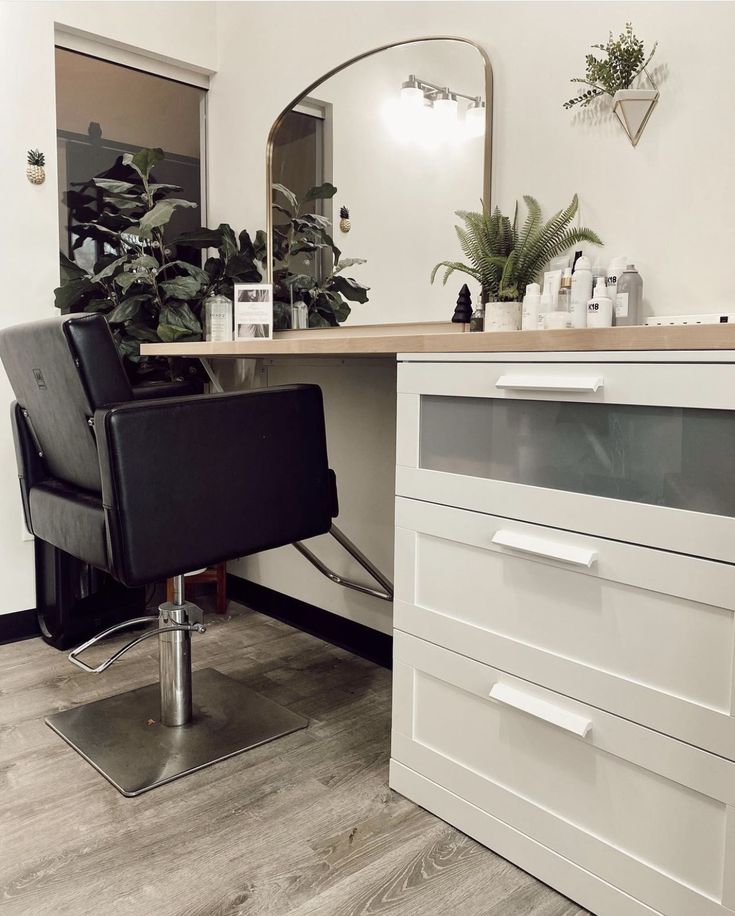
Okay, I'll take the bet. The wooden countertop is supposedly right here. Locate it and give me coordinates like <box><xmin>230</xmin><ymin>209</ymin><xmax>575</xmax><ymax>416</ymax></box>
<box><xmin>141</xmin><ymin>321</ymin><xmax>735</xmax><ymax>358</ymax></box>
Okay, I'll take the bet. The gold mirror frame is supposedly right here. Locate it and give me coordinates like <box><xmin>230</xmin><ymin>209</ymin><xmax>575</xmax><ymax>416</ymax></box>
<box><xmin>265</xmin><ymin>36</ymin><xmax>493</xmax><ymax>285</ymax></box>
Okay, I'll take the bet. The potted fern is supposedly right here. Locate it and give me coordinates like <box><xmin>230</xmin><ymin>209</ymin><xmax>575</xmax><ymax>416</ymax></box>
<box><xmin>431</xmin><ymin>194</ymin><xmax>602</xmax><ymax>330</ymax></box>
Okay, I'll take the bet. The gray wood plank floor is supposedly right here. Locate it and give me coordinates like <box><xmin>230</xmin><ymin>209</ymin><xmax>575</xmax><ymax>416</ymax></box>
<box><xmin>0</xmin><ymin>599</ymin><xmax>588</xmax><ymax>916</ymax></box>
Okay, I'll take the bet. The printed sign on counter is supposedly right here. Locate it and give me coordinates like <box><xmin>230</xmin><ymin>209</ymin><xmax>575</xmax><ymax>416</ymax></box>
<box><xmin>234</xmin><ymin>284</ymin><xmax>273</xmax><ymax>340</ymax></box>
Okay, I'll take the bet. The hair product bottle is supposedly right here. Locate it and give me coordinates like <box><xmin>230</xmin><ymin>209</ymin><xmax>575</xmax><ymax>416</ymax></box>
<box><xmin>544</xmin><ymin>269</ymin><xmax>573</xmax><ymax>329</ymax></box>
<box><xmin>586</xmin><ymin>278</ymin><xmax>614</xmax><ymax>328</ymax></box>
<box><xmin>570</xmin><ymin>256</ymin><xmax>593</xmax><ymax>328</ymax></box>
<box><xmin>606</xmin><ymin>255</ymin><xmax>627</xmax><ymax>320</ymax></box>
<box><xmin>522</xmin><ymin>283</ymin><xmax>541</xmax><ymax>330</ymax></box>
<box><xmin>538</xmin><ymin>288</ymin><xmax>554</xmax><ymax>329</ymax></box>
<box><xmin>615</xmin><ymin>264</ymin><xmax>643</xmax><ymax>326</ymax></box>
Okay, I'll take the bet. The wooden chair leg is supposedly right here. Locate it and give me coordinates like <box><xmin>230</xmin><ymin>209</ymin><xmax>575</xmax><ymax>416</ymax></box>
<box><xmin>216</xmin><ymin>562</ymin><xmax>227</xmax><ymax>614</ymax></box>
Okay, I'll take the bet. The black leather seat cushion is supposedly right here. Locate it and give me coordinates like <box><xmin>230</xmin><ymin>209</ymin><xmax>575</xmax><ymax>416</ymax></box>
<box><xmin>29</xmin><ymin>481</ymin><xmax>108</xmax><ymax>571</ymax></box>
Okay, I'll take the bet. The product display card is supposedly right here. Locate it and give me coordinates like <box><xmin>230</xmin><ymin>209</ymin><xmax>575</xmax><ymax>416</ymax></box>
<box><xmin>234</xmin><ymin>284</ymin><xmax>274</xmax><ymax>340</ymax></box>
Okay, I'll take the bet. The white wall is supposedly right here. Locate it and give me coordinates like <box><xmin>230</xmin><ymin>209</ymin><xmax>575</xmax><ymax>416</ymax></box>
<box><xmin>209</xmin><ymin>0</ymin><xmax>735</xmax><ymax>633</ymax></box>
<box><xmin>0</xmin><ymin>1</ymin><xmax>216</xmax><ymax>616</ymax></box>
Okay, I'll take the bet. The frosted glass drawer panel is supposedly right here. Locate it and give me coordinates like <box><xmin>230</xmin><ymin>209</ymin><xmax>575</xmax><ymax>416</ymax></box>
<box><xmin>392</xmin><ymin>632</ymin><xmax>735</xmax><ymax>916</ymax></box>
<box><xmin>419</xmin><ymin>395</ymin><xmax>735</xmax><ymax>518</ymax></box>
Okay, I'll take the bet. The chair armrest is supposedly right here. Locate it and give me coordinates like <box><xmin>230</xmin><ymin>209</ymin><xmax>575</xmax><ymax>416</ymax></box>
<box><xmin>132</xmin><ymin>379</ymin><xmax>204</xmax><ymax>400</ymax></box>
<box><xmin>10</xmin><ymin>401</ymin><xmax>48</xmax><ymax>535</ymax></box>
<box><xmin>95</xmin><ymin>386</ymin><xmax>337</xmax><ymax>587</ymax></box>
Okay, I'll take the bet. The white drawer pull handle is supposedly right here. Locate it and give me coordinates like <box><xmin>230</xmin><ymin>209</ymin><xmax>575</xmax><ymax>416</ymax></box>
<box><xmin>495</xmin><ymin>374</ymin><xmax>604</xmax><ymax>393</ymax></box>
<box><xmin>492</xmin><ymin>530</ymin><xmax>597</xmax><ymax>568</ymax></box>
<box><xmin>489</xmin><ymin>683</ymin><xmax>592</xmax><ymax>738</ymax></box>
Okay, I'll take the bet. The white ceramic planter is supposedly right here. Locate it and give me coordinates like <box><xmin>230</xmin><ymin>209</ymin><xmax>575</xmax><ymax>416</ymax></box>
<box><xmin>486</xmin><ymin>301</ymin><xmax>522</xmax><ymax>332</ymax></box>
<box><xmin>612</xmin><ymin>88</ymin><xmax>659</xmax><ymax>147</ymax></box>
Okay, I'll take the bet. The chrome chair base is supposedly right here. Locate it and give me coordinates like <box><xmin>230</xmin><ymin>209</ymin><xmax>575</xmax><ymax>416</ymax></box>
<box><xmin>46</xmin><ymin>667</ymin><xmax>308</xmax><ymax>796</ymax></box>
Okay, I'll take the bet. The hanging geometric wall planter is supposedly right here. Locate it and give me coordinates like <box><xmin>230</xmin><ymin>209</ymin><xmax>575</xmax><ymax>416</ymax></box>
<box><xmin>612</xmin><ymin>86</ymin><xmax>659</xmax><ymax>147</ymax></box>
<box><xmin>564</xmin><ymin>23</ymin><xmax>661</xmax><ymax>149</ymax></box>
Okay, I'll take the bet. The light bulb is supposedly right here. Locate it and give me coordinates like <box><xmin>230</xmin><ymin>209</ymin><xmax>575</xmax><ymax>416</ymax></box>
<box><xmin>465</xmin><ymin>100</ymin><xmax>486</xmax><ymax>138</ymax></box>
<box><xmin>401</xmin><ymin>75</ymin><xmax>424</xmax><ymax>109</ymax></box>
<box><xmin>400</xmin><ymin>85</ymin><xmax>424</xmax><ymax>108</ymax></box>
<box><xmin>433</xmin><ymin>91</ymin><xmax>458</xmax><ymax>126</ymax></box>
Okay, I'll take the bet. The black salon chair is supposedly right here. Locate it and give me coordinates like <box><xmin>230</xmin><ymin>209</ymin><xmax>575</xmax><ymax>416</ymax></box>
<box><xmin>0</xmin><ymin>313</ymin><xmax>343</xmax><ymax>796</ymax></box>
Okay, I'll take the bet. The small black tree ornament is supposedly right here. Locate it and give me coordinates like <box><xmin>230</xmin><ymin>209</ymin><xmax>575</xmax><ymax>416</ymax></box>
<box><xmin>452</xmin><ymin>283</ymin><xmax>473</xmax><ymax>323</ymax></box>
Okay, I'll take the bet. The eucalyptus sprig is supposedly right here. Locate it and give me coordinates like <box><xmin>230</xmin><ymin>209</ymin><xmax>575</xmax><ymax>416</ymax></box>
<box><xmin>564</xmin><ymin>22</ymin><xmax>657</xmax><ymax>109</ymax></box>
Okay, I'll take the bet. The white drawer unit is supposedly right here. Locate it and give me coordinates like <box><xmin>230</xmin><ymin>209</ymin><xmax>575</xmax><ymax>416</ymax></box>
<box><xmin>392</xmin><ymin>631</ymin><xmax>735</xmax><ymax>916</ymax></box>
<box><xmin>396</xmin><ymin>358</ymin><xmax>735</xmax><ymax>561</ymax></box>
<box><xmin>390</xmin><ymin>351</ymin><xmax>735</xmax><ymax>916</ymax></box>
<box><xmin>394</xmin><ymin>497</ymin><xmax>735</xmax><ymax>759</ymax></box>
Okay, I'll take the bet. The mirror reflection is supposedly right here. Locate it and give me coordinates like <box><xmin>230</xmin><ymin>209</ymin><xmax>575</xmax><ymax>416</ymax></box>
<box><xmin>269</xmin><ymin>38</ymin><xmax>490</xmax><ymax>329</ymax></box>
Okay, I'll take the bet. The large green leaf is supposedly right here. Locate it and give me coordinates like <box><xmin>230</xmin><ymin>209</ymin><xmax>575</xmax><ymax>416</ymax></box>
<box><xmin>54</xmin><ymin>277</ymin><xmax>94</xmax><ymax>311</ymax></box>
<box><xmin>174</xmin><ymin>227</ymin><xmax>224</xmax><ymax>249</ymax></box>
<box><xmin>225</xmin><ymin>253</ymin><xmax>262</xmax><ymax>282</ymax></box>
<box><xmin>303</xmin><ymin>183</ymin><xmax>337</xmax><ymax>203</ymax></box>
<box><xmin>117</xmin><ymin>336</ymin><xmax>141</xmax><ymax>362</ymax></box>
<box><xmin>83</xmin><ymin>298</ymin><xmax>113</xmax><ymax>314</ymax></box>
<box><xmin>126</xmin><ymin>323</ymin><xmax>160</xmax><ymax>342</ymax></box>
<box><xmin>204</xmin><ymin>257</ymin><xmax>225</xmax><ymax>283</ymax></box>
<box><xmin>308</xmin><ymin>311</ymin><xmax>333</xmax><ymax>329</ymax></box>
<box><xmin>253</xmin><ymin>230</ymin><xmax>267</xmax><ymax>262</ymax></box>
<box><xmin>272</xmin><ymin>183</ymin><xmax>298</xmax><ymax>213</ymax></box>
<box><xmin>314</xmin><ymin>290</ymin><xmax>350</xmax><ymax>324</ymax></box>
<box><xmin>159</xmin><ymin>276</ymin><xmax>202</xmax><ymax>300</ymax></box>
<box><xmin>149</xmin><ymin>182</ymin><xmax>183</xmax><ymax>195</ymax></box>
<box><xmin>218</xmin><ymin>224</ymin><xmax>238</xmax><ymax>262</ymax></box>
<box><xmin>129</xmin><ymin>255</ymin><xmax>159</xmax><ymax>271</ymax></box>
<box><xmin>133</xmin><ymin>199</ymin><xmax>197</xmax><ymax>238</ymax></box>
<box><xmin>335</xmin><ymin>258</ymin><xmax>367</xmax><ymax>273</ymax></box>
<box><xmin>93</xmin><ymin>178</ymin><xmax>139</xmax><ymax>195</ymax></box>
<box><xmin>328</xmin><ymin>275</ymin><xmax>370</xmax><ymax>303</ymax></box>
<box><xmin>115</xmin><ymin>271</ymin><xmax>150</xmax><ymax>292</ymax></box>
<box><xmin>122</xmin><ymin>148</ymin><xmax>164</xmax><ymax>182</ymax></box>
<box><xmin>159</xmin><ymin>303</ymin><xmax>201</xmax><ymax>334</ymax></box>
<box><xmin>158</xmin><ymin>260</ymin><xmax>209</xmax><ymax>284</ymax></box>
<box><xmin>91</xmin><ymin>255</ymin><xmax>128</xmax><ymax>283</ymax></box>
<box><xmin>272</xmin><ymin>205</ymin><xmax>293</xmax><ymax>223</ymax></box>
<box><xmin>238</xmin><ymin>229</ymin><xmax>255</xmax><ymax>258</ymax></box>
<box><xmin>284</xmin><ymin>273</ymin><xmax>318</xmax><ymax>290</ymax></box>
<box><xmin>107</xmin><ymin>296</ymin><xmax>148</xmax><ymax>323</ymax></box>
<box><xmin>316</xmin><ymin>228</ymin><xmax>341</xmax><ymax>266</ymax></box>
<box><xmin>157</xmin><ymin>324</ymin><xmax>197</xmax><ymax>343</ymax></box>
<box><xmin>59</xmin><ymin>252</ymin><xmax>87</xmax><ymax>283</ymax></box>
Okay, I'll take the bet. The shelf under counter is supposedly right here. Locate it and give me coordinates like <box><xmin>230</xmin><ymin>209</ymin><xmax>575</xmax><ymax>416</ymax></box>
<box><xmin>141</xmin><ymin>321</ymin><xmax>735</xmax><ymax>359</ymax></box>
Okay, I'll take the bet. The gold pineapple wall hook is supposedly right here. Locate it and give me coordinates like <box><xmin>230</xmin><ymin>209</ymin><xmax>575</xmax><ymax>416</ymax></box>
<box><xmin>26</xmin><ymin>149</ymin><xmax>46</xmax><ymax>185</ymax></box>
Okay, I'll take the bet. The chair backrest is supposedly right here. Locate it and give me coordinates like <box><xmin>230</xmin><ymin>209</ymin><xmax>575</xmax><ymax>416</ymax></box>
<box><xmin>0</xmin><ymin>314</ymin><xmax>133</xmax><ymax>492</ymax></box>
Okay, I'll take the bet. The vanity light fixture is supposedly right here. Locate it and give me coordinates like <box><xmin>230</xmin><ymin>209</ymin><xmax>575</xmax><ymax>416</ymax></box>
<box><xmin>398</xmin><ymin>75</ymin><xmax>483</xmax><ymax>139</ymax></box>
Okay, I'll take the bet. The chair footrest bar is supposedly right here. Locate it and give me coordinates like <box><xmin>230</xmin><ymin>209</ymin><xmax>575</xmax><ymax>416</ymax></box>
<box><xmin>293</xmin><ymin>523</ymin><xmax>394</xmax><ymax>601</ymax></box>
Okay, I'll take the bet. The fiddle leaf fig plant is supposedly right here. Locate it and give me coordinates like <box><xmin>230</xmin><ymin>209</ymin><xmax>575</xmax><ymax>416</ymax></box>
<box><xmin>272</xmin><ymin>181</ymin><xmax>369</xmax><ymax>329</ymax></box>
<box><xmin>564</xmin><ymin>22</ymin><xmax>658</xmax><ymax>109</ymax></box>
<box><xmin>55</xmin><ymin>147</ymin><xmax>266</xmax><ymax>380</ymax></box>
<box><xmin>431</xmin><ymin>195</ymin><xmax>602</xmax><ymax>302</ymax></box>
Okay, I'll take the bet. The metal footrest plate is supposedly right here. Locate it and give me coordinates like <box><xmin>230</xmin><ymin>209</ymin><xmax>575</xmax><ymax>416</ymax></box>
<box><xmin>45</xmin><ymin>668</ymin><xmax>308</xmax><ymax>797</ymax></box>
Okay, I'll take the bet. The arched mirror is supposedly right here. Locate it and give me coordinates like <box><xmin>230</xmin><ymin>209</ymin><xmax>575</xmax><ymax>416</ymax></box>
<box><xmin>267</xmin><ymin>37</ymin><xmax>492</xmax><ymax>329</ymax></box>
